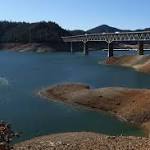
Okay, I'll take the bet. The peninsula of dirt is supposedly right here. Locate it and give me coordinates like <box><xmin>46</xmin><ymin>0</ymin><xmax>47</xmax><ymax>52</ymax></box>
<box><xmin>105</xmin><ymin>55</ymin><xmax>150</xmax><ymax>74</ymax></box>
<box><xmin>14</xmin><ymin>132</ymin><xmax>150</xmax><ymax>150</ymax></box>
<box><xmin>39</xmin><ymin>83</ymin><xmax>150</xmax><ymax>136</ymax></box>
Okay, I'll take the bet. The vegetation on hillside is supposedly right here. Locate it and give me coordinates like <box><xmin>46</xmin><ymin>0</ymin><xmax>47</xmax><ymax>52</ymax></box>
<box><xmin>0</xmin><ymin>21</ymin><xmax>70</xmax><ymax>43</ymax></box>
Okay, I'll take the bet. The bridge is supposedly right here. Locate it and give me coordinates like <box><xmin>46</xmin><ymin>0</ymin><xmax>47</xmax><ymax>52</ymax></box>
<box><xmin>62</xmin><ymin>31</ymin><xmax>150</xmax><ymax>57</ymax></box>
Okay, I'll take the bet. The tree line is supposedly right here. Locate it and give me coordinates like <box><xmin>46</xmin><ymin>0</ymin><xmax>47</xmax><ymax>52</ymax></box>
<box><xmin>0</xmin><ymin>21</ymin><xmax>70</xmax><ymax>43</ymax></box>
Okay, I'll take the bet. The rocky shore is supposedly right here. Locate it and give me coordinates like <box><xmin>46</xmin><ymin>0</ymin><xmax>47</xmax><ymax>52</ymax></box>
<box><xmin>14</xmin><ymin>132</ymin><xmax>150</xmax><ymax>150</ymax></box>
<box><xmin>39</xmin><ymin>83</ymin><xmax>150</xmax><ymax>136</ymax></box>
<box><xmin>105</xmin><ymin>55</ymin><xmax>150</xmax><ymax>74</ymax></box>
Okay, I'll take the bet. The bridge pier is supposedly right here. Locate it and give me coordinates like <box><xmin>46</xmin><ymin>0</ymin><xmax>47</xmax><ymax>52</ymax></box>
<box><xmin>108</xmin><ymin>43</ymin><xmax>114</xmax><ymax>57</ymax></box>
<box><xmin>138</xmin><ymin>41</ymin><xmax>144</xmax><ymax>55</ymax></box>
<box><xmin>83</xmin><ymin>42</ymin><xmax>88</xmax><ymax>55</ymax></box>
<box><xmin>70</xmin><ymin>42</ymin><xmax>73</xmax><ymax>54</ymax></box>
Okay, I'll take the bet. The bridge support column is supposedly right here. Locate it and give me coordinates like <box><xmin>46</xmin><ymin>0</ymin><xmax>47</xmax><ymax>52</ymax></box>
<box><xmin>70</xmin><ymin>42</ymin><xmax>73</xmax><ymax>54</ymax></box>
<box><xmin>83</xmin><ymin>42</ymin><xmax>88</xmax><ymax>55</ymax></box>
<box><xmin>108</xmin><ymin>43</ymin><xmax>114</xmax><ymax>57</ymax></box>
<box><xmin>138</xmin><ymin>41</ymin><xmax>144</xmax><ymax>55</ymax></box>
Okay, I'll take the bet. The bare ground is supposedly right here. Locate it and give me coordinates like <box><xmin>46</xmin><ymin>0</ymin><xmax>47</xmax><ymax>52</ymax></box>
<box><xmin>14</xmin><ymin>132</ymin><xmax>150</xmax><ymax>150</ymax></box>
<box><xmin>0</xmin><ymin>43</ymin><xmax>56</xmax><ymax>53</ymax></box>
<box><xmin>105</xmin><ymin>55</ymin><xmax>150</xmax><ymax>74</ymax></box>
<box><xmin>39</xmin><ymin>83</ymin><xmax>150</xmax><ymax>136</ymax></box>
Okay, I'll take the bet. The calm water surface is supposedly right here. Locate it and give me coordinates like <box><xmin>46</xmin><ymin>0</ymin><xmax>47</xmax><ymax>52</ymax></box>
<box><xmin>0</xmin><ymin>50</ymin><xmax>150</xmax><ymax>142</ymax></box>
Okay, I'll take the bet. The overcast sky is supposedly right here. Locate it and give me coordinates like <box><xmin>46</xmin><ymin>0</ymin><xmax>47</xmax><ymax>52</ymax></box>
<box><xmin>0</xmin><ymin>0</ymin><xmax>150</xmax><ymax>30</ymax></box>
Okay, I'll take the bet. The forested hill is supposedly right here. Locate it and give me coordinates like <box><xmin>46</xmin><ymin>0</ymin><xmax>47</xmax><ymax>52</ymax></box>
<box><xmin>0</xmin><ymin>21</ymin><xmax>70</xmax><ymax>43</ymax></box>
<box><xmin>0</xmin><ymin>21</ymin><xmax>72</xmax><ymax>51</ymax></box>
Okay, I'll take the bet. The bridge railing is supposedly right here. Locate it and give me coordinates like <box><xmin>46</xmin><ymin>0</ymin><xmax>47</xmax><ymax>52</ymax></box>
<box><xmin>62</xmin><ymin>31</ymin><xmax>150</xmax><ymax>43</ymax></box>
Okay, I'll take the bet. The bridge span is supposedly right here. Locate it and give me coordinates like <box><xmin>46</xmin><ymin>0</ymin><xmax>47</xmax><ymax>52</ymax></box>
<box><xmin>62</xmin><ymin>31</ymin><xmax>150</xmax><ymax>57</ymax></box>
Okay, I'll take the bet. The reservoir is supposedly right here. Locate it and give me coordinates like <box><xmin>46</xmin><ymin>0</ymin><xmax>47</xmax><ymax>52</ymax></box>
<box><xmin>0</xmin><ymin>50</ymin><xmax>150</xmax><ymax>142</ymax></box>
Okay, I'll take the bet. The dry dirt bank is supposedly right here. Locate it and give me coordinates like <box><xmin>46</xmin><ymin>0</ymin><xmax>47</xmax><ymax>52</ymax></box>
<box><xmin>14</xmin><ymin>132</ymin><xmax>150</xmax><ymax>150</ymax></box>
<box><xmin>39</xmin><ymin>83</ymin><xmax>150</xmax><ymax>136</ymax></box>
<box><xmin>105</xmin><ymin>55</ymin><xmax>150</xmax><ymax>74</ymax></box>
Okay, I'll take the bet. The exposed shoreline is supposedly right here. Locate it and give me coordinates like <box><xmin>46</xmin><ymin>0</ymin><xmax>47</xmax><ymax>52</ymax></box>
<box><xmin>38</xmin><ymin>85</ymin><xmax>128</xmax><ymax>123</ymax></box>
<box><xmin>105</xmin><ymin>55</ymin><xmax>150</xmax><ymax>74</ymax></box>
<box><xmin>0</xmin><ymin>43</ymin><xmax>67</xmax><ymax>53</ymax></box>
<box><xmin>39</xmin><ymin>83</ymin><xmax>150</xmax><ymax>137</ymax></box>
<box><xmin>14</xmin><ymin>132</ymin><xmax>150</xmax><ymax>150</ymax></box>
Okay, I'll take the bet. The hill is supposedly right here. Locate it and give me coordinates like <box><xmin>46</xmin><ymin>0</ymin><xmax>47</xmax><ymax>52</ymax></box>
<box><xmin>0</xmin><ymin>21</ymin><xmax>70</xmax><ymax>51</ymax></box>
<box><xmin>87</xmin><ymin>24</ymin><xmax>150</xmax><ymax>34</ymax></box>
<box><xmin>87</xmin><ymin>24</ymin><xmax>124</xmax><ymax>33</ymax></box>
<box><xmin>69</xmin><ymin>30</ymin><xmax>85</xmax><ymax>35</ymax></box>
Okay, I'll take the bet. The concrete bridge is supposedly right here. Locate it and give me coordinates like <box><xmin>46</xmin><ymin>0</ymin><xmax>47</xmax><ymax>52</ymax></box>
<box><xmin>62</xmin><ymin>31</ymin><xmax>150</xmax><ymax>57</ymax></box>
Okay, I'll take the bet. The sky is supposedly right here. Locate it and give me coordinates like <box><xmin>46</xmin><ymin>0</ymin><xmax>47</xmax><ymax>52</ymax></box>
<box><xmin>0</xmin><ymin>0</ymin><xmax>150</xmax><ymax>30</ymax></box>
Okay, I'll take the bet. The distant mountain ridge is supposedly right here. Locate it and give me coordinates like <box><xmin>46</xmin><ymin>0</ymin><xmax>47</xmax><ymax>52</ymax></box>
<box><xmin>87</xmin><ymin>25</ymin><xmax>131</xmax><ymax>34</ymax></box>
<box><xmin>70</xmin><ymin>24</ymin><xmax>150</xmax><ymax>35</ymax></box>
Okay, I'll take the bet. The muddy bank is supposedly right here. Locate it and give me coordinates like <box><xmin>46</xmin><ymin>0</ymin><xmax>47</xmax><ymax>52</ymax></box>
<box><xmin>14</xmin><ymin>132</ymin><xmax>150</xmax><ymax>150</ymax></box>
<box><xmin>39</xmin><ymin>83</ymin><xmax>150</xmax><ymax>136</ymax></box>
<box><xmin>105</xmin><ymin>55</ymin><xmax>150</xmax><ymax>74</ymax></box>
<box><xmin>0</xmin><ymin>43</ymin><xmax>65</xmax><ymax>53</ymax></box>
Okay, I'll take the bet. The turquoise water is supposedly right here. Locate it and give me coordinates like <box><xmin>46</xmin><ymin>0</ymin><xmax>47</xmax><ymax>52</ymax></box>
<box><xmin>0</xmin><ymin>50</ymin><xmax>150</xmax><ymax>142</ymax></box>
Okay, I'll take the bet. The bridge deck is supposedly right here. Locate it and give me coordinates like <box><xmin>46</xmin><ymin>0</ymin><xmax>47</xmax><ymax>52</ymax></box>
<box><xmin>62</xmin><ymin>31</ymin><xmax>150</xmax><ymax>43</ymax></box>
